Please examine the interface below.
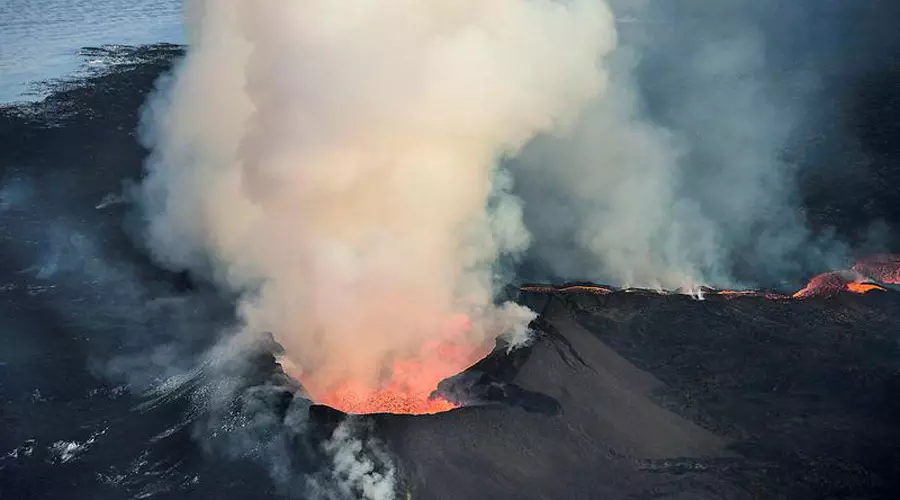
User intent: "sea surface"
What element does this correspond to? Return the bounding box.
[0,0,183,103]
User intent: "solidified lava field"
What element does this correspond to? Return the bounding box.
[378,288,900,499]
[2,44,900,500]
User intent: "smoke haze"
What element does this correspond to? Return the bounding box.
[512,0,894,290]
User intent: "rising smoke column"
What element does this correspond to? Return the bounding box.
[138,1,617,413]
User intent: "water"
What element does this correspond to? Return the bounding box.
[0,0,183,103]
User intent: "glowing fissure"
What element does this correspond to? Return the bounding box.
[851,254,900,285]
[522,254,900,303]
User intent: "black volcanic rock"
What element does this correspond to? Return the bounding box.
[376,296,740,499]
[370,290,900,499]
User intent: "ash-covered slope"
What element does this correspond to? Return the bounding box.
[365,289,900,499]
[561,290,900,499]
[374,296,737,500]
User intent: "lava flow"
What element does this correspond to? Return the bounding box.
[302,255,900,415]
[792,270,886,299]
[851,254,900,285]
[519,253,900,301]
[791,254,900,299]
[304,315,492,415]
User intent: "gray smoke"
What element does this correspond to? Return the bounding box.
[512,0,884,290]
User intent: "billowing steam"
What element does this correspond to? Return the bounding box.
[138,0,617,412]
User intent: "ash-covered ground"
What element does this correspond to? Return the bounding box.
[2,43,900,500]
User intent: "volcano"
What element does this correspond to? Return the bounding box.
[5,42,900,500]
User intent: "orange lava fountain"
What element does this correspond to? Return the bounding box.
[301,315,492,415]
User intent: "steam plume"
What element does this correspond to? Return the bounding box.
[138,1,617,408]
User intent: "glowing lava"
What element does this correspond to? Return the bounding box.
[792,270,886,299]
[851,254,900,285]
[301,315,492,415]
[846,282,886,294]
[308,254,900,415]
[519,254,900,302]
[314,378,458,415]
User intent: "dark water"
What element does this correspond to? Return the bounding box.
[0,46,273,500]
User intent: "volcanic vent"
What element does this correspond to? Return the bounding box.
[137,0,613,420]
[296,315,491,415]
[291,254,900,417]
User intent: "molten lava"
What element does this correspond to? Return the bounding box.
[846,282,886,294]
[790,254,900,299]
[303,314,491,415]
[314,378,458,415]
[520,253,900,302]
[298,254,900,415]
[284,254,900,415]
[851,254,900,285]
[792,271,886,299]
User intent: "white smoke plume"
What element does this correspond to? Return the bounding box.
[138,0,617,408]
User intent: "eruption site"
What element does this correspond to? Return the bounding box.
[792,271,886,300]
[852,254,900,285]
[308,314,487,415]
[523,253,900,302]
[791,254,899,299]
[136,0,900,417]
[351,253,900,414]
[138,1,616,415]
